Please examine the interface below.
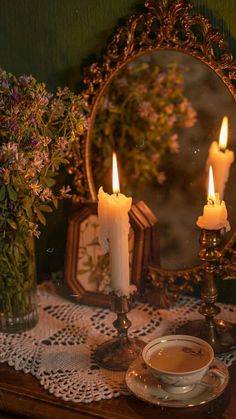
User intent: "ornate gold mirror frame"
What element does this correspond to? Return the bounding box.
[70,0,236,305]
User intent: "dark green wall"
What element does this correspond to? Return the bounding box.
[0,0,139,91]
[1,0,236,92]
[1,0,236,277]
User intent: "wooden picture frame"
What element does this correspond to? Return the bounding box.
[65,201,159,307]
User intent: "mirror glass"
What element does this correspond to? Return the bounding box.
[90,51,236,270]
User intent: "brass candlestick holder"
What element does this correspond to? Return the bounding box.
[176,228,236,353]
[94,293,144,371]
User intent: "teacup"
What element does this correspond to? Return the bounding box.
[142,335,215,394]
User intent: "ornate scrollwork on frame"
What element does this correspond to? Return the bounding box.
[219,234,236,279]
[146,236,236,308]
[72,0,236,201]
[71,0,236,305]
[144,263,203,308]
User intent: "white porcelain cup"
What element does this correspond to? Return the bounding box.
[142,335,217,394]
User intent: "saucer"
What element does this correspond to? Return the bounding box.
[125,357,229,408]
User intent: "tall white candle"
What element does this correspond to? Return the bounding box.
[207,116,234,200]
[98,153,132,296]
[197,166,230,231]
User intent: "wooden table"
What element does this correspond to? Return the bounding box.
[0,362,235,419]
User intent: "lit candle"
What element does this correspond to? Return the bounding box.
[98,152,132,296]
[207,116,234,200]
[197,166,230,231]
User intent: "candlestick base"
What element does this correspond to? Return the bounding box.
[94,293,144,371]
[175,318,236,354]
[94,337,144,371]
[176,228,236,354]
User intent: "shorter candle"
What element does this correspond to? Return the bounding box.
[207,116,234,200]
[98,153,132,296]
[197,166,230,231]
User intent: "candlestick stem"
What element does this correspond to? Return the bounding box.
[112,294,131,345]
[198,229,221,318]
[94,293,144,371]
[197,229,221,349]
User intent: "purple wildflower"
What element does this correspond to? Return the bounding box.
[157,171,166,184]
[24,167,37,180]
[138,101,151,118]
[4,118,19,134]
[58,137,68,151]
[114,77,128,88]
[29,111,37,124]
[151,153,160,164]
[8,201,20,212]
[149,111,158,123]
[29,181,42,196]
[168,115,176,127]
[24,132,39,149]
[101,98,115,111]
[56,86,70,97]
[41,136,51,147]
[35,92,49,107]
[28,222,41,238]
[2,142,18,154]
[10,88,21,104]
[185,104,197,127]
[40,187,52,201]
[138,84,148,94]
[156,72,166,83]
[59,185,72,198]
[169,133,179,153]
[0,168,10,184]
[1,79,9,89]
[18,74,34,87]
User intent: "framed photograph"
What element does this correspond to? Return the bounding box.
[65,201,159,307]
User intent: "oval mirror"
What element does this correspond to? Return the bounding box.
[71,0,236,303]
[90,51,236,271]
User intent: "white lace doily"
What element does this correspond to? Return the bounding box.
[0,282,236,404]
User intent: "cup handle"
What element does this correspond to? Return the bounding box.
[199,368,226,388]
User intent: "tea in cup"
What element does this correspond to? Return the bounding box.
[142,335,215,394]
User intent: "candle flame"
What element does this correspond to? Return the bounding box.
[112,152,120,194]
[208,165,215,204]
[219,116,228,150]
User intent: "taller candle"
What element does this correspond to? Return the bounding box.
[207,116,234,200]
[98,153,132,296]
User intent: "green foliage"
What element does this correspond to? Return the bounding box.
[0,68,88,315]
[0,68,88,239]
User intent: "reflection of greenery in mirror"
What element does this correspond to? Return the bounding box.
[91,51,236,271]
[92,58,196,191]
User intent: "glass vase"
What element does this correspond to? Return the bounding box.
[0,231,38,333]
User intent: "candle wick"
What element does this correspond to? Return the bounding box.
[116,192,119,197]
[208,198,215,206]
[219,147,225,153]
